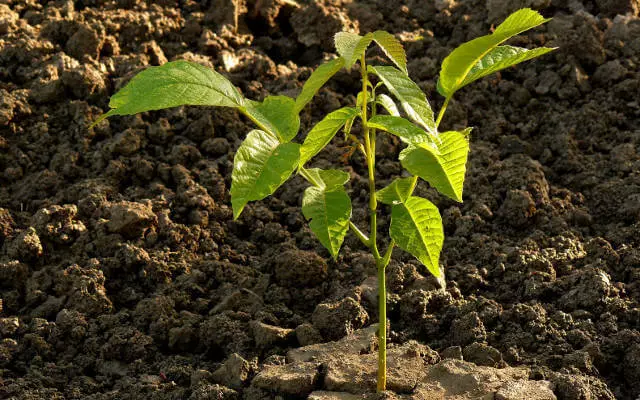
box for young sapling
[92,8,554,392]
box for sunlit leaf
[373,31,407,74]
[369,65,436,135]
[399,129,471,202]
[92,60,244,127]
[376,93,400,117]
[390,196,444,277]
[231,130,300,219]
[377,176,417,205]
[368,115,435,145]
[438,8,551,98]
[243,96,300,142]
[299,107,360,166]
[302,169,352,258]
[295,57,345,113]
[335,32,374,68]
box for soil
[1,0,639,399]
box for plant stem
[359,54,388,392]
[435,96,451,129]
[349,221,370,247]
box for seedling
[92,9,554,392]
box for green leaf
[243,96,300,142]
[438,8,551,98]
[334,32,374,68]
[461,45,555,88]
[368,115,435,145]
[299,107,360,167]
[376,93,400,117]
[231,130,300,219]
[373,31,407,74]
[303,183,352,260]
[399,129,471,202]
[377,176,417,205]
[92,60,244,126]
[304,168,350,189]
[295,57,345,113]
[390,196,444,277]
[369,65,436,135]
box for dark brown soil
[1,0,639,399]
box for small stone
[250,320,294,350]
[189,383,239,400]
[106,201,157,238]
[496,380,557,400]
[311,297,369,341]
[201,137,230,156]
[211,353,251,390]
[7,227,43,261]
[252,362,320,396]
[0,317,20,336]
[463,342,504,367]
[66,24,103,60]
[450,313,487,346]
[308,391,363,400]
[295,323,323,347]
[272,249,328,287]
[440,346,463,360]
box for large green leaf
[243,96,300,142]
[376,93,400,117]
[369,65,436,135]
[304,168,350,189]
[390,196,444,277]
[334,32,374,68]
[399,129,471,202]
[302,169,352,259]
[377,176,417,205]
[299,107,360,167]
[368,115,435,145]
[92,60,244,126]
[295,57,345,113]
[461,45,555,88]
[438,8,551,98]
[372,31,407,74]
[231,130,300,219]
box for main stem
[359,55,389,392]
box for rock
[211,353,251,390]
[495,380,556,400]
[250,320,294,350]
[594,0,639,17]
[189,383,239,400]
[272,249,328,287]
[323,341,435,393]
[0,90,16,125]
[55,264,113,317]
[288,325,377,364]
[61,64,106,99]
[451,312,487,346]
[498,189,536,228]
[463,342,504,367]
[440,346,463,360]
[106,201,156,238]
[558,267,613,312]
[311,297,369,341]
[0,317,19,336]
[7,228,43,262]
[201,137,230,156]
[291,1,358,51]
[486,0,551,24]
[308,392,362,400]
[296,323,323,346]
[66,24,103,60]
[251,361,320,396]
[109,128,143,156]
